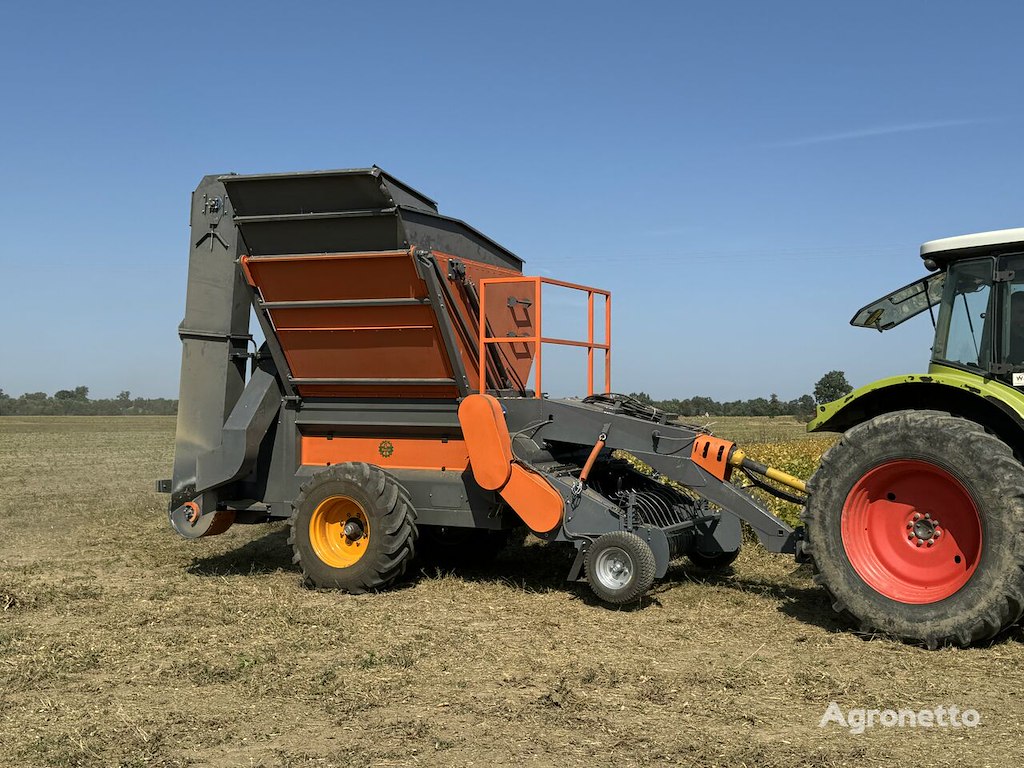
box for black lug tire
[801,410,1024,648]
[585,531,657,605]
[687,547,741,571]
[288,462,417,593]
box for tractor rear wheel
[289,462,417,593]
[585,531,657,604]
[802,410,1024,648]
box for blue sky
[1,1,1021,400]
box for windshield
[933,259,994,371]
[998,253,1024,376]
[850,273,945,331]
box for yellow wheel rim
[309,495,370,568]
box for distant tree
[628,391,654,406]
[0,388,177,417]
[767,393,781,419]
[795,393,816,419]
[814,370,853,405]
[54,386,89,401]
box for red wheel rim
[841,459,982,604]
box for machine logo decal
[378,440,394,458]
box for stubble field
[1,416,1022,767]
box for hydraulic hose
[727,448,808,494]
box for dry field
[1,416,1022,767]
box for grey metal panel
[692,511,742,556]
[220,167,438,215]
[219,166,523,270]
[261,404,301,516]
[294,400,461,430]
[401,207,522,270]
[388,469,508,529]
[170,175,252,509]
[237,213,404,256]
[195,366,282,493]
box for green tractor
[804,227,1024,648]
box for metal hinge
[447,258,466,281]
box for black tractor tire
[687,547,741,571]
[416,526,511,567]
[585,531,657,605]
[801,410,1024,648]
[288,462,417,593]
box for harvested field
[1,417,1021,767]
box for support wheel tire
[288,462,417,593]
[801,410,1024,648]
[687,547,740,571]
[585,531,656,605]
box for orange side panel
[301,436,469,471]
[246,251,423,302]
[457,394,514,490]
[433,252,536,392]
[245,248,536,397]
[691,435,735,481]
[279,327,451,379]
[500,464,564,533]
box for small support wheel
[585,531,657,604]
[687,547,740,571]
[288,462,417,593]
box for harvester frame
[160,167,806,604]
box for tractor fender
[808,370,1024,453]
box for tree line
[627,370,853,420]
[0,371,854,418]
[0,387,177,416]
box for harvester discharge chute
[160,167,807,605]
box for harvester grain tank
[159,167,810,605]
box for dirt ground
[1,417,1022,767]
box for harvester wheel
[289,462,417,593]
[585,531,657,604]
[802,410,1024,648]
[687,548,740,571]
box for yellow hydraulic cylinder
[728,449,808,495]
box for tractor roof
[920,227,1024,262]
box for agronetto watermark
[819,702,981,735]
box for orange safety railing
[478,276,611,397]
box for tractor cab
[851,227,1024,388]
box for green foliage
[0,387,176,416]
[813,370,853,405]
[645,394,817,419]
